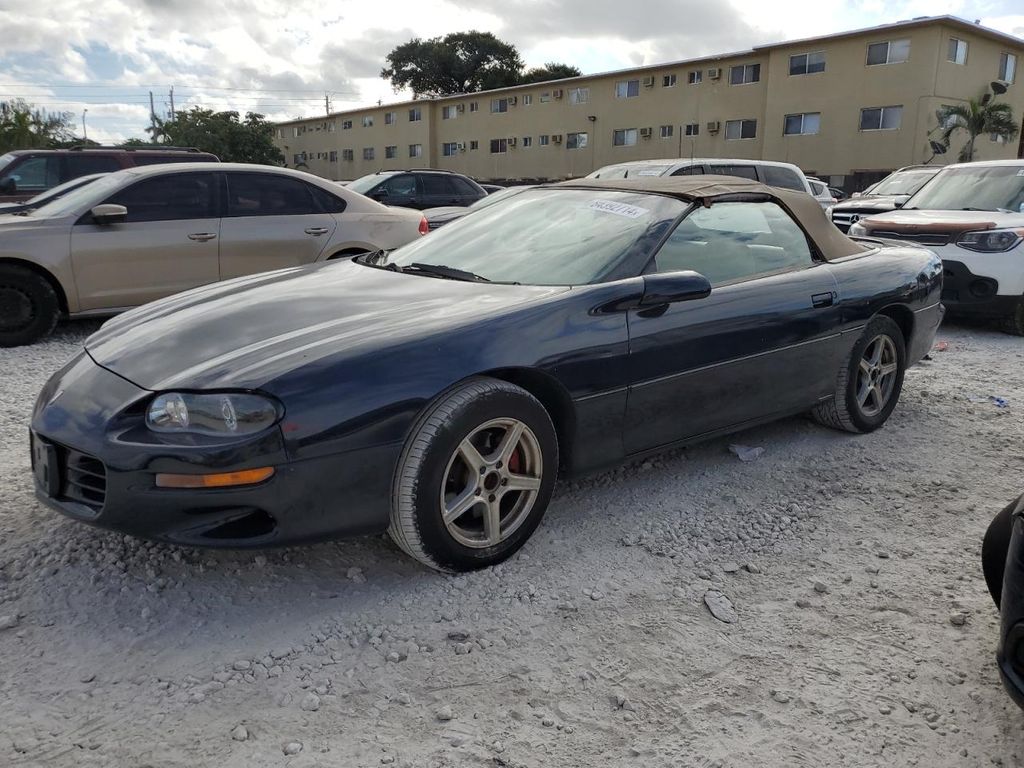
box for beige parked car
[0,163,428,346]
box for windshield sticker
[587,199,650,218]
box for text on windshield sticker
[587,200,650,218]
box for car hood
[856,208,1024,234]
[833,195,907,212]
[86,260,566,391]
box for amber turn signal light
[155,467,275,489]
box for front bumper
[940,260,1022,319]
[997,494,1024,708]
[30,352,398,547]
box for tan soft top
[554,175,867,260]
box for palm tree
[938,86,1019,163]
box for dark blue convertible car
[30,176,943,571]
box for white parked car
[850,160,1024,335]
[586,158,814,195]
[0,163,427,345]
[807,178,838,209]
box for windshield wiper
[404,263,491,282]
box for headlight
[956,228,1024,253]
[146,392,281,435]
[825,205,834,218]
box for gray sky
[0,0,1021,142]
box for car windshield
[347,173,391,194]
[871,169,938,196]
[382,188,687,285]
[27,173,126,218]
[904,165,1024,212]
[23,173,104,206]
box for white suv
[586,158,814,195]
[850,160,1024,335]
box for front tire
[813,315,907,433]
[0,265,60,347]
[1001,299,1024,337]
[388,378,558,572]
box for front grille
[60,447,107,509]
[871,230,951,246]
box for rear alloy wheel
[0,265,60,347]
[389,378,557,572]
[813,315,906,433]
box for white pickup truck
[850,160,1024,335]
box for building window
[1000,52,1018,83]
[725,119,757,140]
[866,39,910,65]
[615,80,640,98]
[491,98,509,113]
[684,123,699,136]
[327,122,336,133]
[385,145,397,159]
[539,92,551,103]
[442,142,459,157]
[328,150,338,162]
[363,147,375,160]
[470,140,479,150]
[660,125,674,138]
[948,38,968,65]
[490,138,508,154]
[783,112,821,135]
[613,128,638,146]
[408,107,421,122]
[566,132,588,149]
[409,144,422,158]
[539,134,550,146]
[342,149,354,161]
[442,105,457,120]
[663,74,677,87]
[688,70,702,85]
[292,127,298,137]
[789,51,826,75]
[523,94,533,106]
[467,101,478,113]
[384,111,396,125]
[522,136,533,147]
[342,119,352,130]
[729,63,761,85]
[859,105,903,131]
[362,116,374,127]
[568,88,590,104]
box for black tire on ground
[1000,299,1024,337]
[812,315,907,434]
[327,248,371,261]
[983,500,1018,609]
[388,377,558,572]
[0,265,61,347]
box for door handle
[811,291,836,308]
[304,227,330,236]
[187,232,217,242]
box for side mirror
[90,204,128,226]
[0,177,15,195]
[894,201,905,209]
[640,271,712,307]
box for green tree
[519,62,583,84]
[938,87,1019,163]
[382,31,523,96]
[0,100,75,152]
[149,108,284,164]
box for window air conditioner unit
[456,142,465,151]
[708,68,721,79]
[552,133,563,143]
[456,104,465,113]
[706,121,721,133]
[552,89,564,99]
[639,127,652,138]
[508,96,517,105]
[642,76,655,87]
[507,137,517,146]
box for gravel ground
[1,318,1023,767]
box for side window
[308,184,346,214]
[670,165,705,176]
[106,173,217,222]
[652,202,814,285]
[380,174,418,198]
[761,165,806,191]
[450,177,480,197]
[64,155,121,178]
[421,175,456,196]
[2,156,59,191]
[708,164,758,181]
[226,173,318,217]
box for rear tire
[1000,299,1024,337]
[813,315,906,433]
[983,501,1017,609]
[0,265,60,347]
[388,377,558,572]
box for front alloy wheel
[855,334,899,417]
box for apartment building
[274,15,1024,190]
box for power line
[0,83,359,95]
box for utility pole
[82,109,88,142]
[149,91,157,139]
[169,86,175,120]
[324,92,331,116]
